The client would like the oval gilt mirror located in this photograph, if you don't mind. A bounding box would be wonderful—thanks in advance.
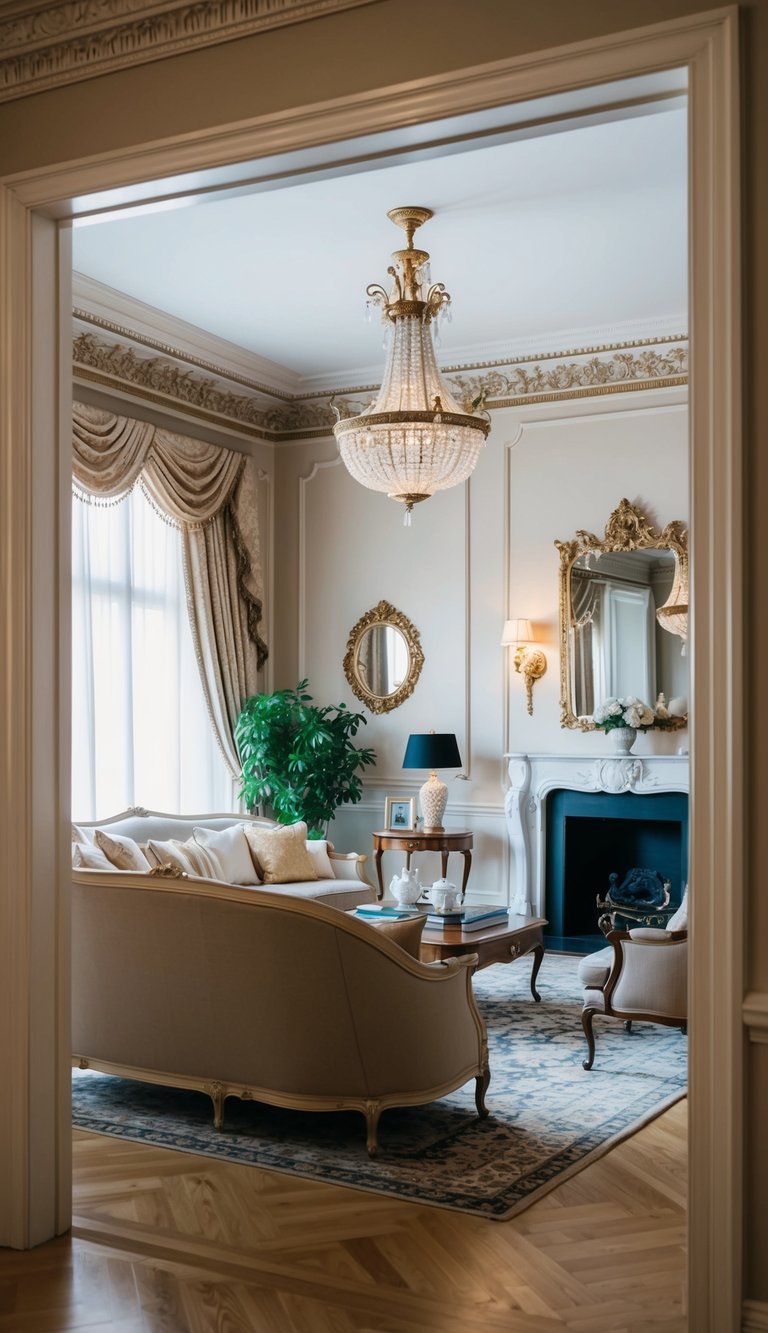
[344,601,424,714]
[555,499,689,731]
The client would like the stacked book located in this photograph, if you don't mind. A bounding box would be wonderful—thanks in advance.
[424,904,509,932]
[354,903,422,919]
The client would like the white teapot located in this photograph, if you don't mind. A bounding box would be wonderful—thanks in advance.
[429,878,461,913]
[389,866,422,906]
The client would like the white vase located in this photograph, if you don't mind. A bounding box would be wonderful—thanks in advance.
[611,726,637,754]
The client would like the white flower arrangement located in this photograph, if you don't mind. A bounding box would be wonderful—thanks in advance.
[593,695,657,732]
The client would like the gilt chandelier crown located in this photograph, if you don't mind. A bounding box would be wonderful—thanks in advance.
[333,207,491,523]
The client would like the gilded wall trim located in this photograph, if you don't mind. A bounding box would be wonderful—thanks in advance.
[73,327,688,441]
[0,0,378,103]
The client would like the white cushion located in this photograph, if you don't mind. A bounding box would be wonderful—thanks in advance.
[305,839,334,879]
[193,824,260,885]
[73,841,115,871]
[667,884,688,932]
[577,946,614,989]
[94,829,152,872]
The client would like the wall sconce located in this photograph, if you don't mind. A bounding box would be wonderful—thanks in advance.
[501,619,546,715]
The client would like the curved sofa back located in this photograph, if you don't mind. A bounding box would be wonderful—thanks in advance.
[76,808,274,844]
[72,878,485,1102]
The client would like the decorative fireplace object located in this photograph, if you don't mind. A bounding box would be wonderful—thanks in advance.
[596,867,672,933]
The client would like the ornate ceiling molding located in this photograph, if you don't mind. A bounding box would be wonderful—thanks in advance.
[73,326,689,442]
[0,0,378,104]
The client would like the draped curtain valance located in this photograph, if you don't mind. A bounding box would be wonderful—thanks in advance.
[73,401,267,780]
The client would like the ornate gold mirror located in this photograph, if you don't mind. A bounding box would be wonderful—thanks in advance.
[343,600,424,714]
[555,499,689,731]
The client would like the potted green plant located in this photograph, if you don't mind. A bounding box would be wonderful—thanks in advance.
[235,680,376,838]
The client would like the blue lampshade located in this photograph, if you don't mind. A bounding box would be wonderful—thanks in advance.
[402,733,462,770]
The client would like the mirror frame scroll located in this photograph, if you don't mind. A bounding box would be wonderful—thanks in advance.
[343,599,425,715]
[555,498,689,731]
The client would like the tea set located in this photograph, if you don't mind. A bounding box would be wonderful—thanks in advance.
[388,867,461,912]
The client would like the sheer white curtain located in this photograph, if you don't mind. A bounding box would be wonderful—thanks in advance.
[72,486,235,819]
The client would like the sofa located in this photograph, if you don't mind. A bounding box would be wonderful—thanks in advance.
[72,807,378,910]
[72,832,490,1153]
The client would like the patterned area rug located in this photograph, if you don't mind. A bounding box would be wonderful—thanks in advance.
[71,953,686,1220]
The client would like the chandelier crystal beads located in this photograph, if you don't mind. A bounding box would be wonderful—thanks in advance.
[333,207,491,522]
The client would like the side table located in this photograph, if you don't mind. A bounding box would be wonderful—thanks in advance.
[372,829,473,900]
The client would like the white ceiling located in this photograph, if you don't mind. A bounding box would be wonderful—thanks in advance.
[73,98,688,388]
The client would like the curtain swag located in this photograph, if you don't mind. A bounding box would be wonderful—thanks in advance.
[73,401,268,779]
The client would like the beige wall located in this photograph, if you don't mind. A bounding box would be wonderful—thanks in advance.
[1,0,766,1300]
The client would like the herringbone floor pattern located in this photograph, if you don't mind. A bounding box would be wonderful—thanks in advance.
[0,1102,686,1332]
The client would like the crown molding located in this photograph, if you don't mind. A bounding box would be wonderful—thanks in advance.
[0,0,379,104]
[72,319,688,440]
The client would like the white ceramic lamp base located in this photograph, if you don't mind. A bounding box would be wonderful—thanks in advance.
[419,772,448,832]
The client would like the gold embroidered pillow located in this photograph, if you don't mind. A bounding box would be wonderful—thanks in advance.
[94,829,152,871]
[243,821,318,884]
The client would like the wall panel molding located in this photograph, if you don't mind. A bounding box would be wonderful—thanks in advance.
[743,992,768,1043]
[743,1301,768,1332]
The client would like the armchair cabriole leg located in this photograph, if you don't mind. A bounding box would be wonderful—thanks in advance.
[475,1067,491,1118]
[582,1009,597,1070]
[624,1020,633,1033]
[530,944,544,1002]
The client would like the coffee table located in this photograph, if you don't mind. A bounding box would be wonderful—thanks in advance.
[419,911,547,1001]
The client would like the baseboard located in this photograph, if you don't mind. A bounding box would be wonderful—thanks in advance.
[743,1299,768,1331]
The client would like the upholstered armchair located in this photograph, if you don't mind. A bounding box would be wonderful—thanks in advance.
[578,926,688,1070]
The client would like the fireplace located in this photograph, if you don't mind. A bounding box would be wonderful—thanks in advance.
[545,789,688,944]
[504,752,689,950]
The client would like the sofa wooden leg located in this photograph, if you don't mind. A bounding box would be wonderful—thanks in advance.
[475,1067,491,1118]
[207,1080,225,1131]
[582,1008,597,1070]
[364,1102,381,1157]
[624,1019,633,1033]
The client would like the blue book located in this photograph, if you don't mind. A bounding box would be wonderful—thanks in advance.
[355,904,420,917]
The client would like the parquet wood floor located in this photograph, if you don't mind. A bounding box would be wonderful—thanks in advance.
[0,1101,686,1332]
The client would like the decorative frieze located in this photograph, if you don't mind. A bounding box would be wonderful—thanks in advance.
[0,0,378,103]
[447,344,687,410]
[73,323,688,442]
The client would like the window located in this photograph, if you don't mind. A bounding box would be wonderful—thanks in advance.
[72,485,235,818]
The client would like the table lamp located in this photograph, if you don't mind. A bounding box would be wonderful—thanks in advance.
[402,731,462,833]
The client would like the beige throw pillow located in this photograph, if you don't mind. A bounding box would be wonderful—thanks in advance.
[94,829,152,872]
[305,839,335,879]
[192,824,261,885]
[667,884,689,932]
[73,841,115,871]
[243,821,318,885]
[369,915,426,959]
[146,837,218,879]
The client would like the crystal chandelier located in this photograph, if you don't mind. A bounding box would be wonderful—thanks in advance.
[655,548,689,652]
[333,206,491,523]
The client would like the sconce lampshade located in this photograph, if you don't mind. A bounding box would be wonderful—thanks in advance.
[501,618,534,646]
[402,732,462,833]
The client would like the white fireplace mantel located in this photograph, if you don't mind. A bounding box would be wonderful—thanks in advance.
[503,751,689,917]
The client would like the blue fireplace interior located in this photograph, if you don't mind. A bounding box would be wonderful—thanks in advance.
[545,789,689,952]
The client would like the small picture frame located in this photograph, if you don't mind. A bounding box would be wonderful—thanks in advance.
[385,796,416,832]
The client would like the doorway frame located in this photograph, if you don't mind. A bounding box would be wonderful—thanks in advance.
[0,8,742,1328]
